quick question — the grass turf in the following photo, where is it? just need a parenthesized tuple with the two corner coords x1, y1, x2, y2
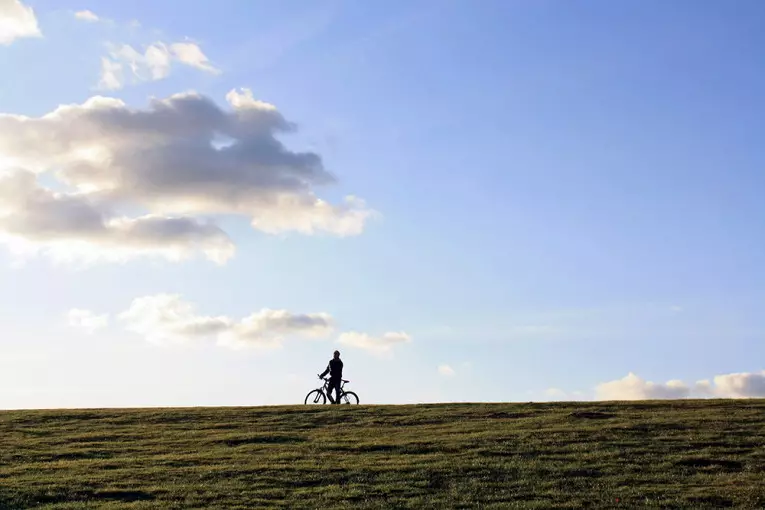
(2, 400, 765, 508)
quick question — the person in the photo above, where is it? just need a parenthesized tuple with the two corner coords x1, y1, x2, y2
(318, 350, 343, 404)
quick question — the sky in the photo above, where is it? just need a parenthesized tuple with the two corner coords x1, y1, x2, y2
(0, 0, 764, 409)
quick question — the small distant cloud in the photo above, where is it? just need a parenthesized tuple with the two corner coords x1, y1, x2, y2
(74, 10, 99, 22)
(0, 0, 42, 45)
(169, 42, 220, 74)
(97, 57, 122, 90)
(438, 364, 455, 377)
(545, 388, 566, 399)
(67, 309, 109, 333)
(337, 331, 411, 356)
(98, 41, 220, 90)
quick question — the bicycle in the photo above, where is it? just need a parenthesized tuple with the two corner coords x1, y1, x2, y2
(304, 377, 359, 405)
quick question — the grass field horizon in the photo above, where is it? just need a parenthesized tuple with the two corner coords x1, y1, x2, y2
(3, 400, 765, 508)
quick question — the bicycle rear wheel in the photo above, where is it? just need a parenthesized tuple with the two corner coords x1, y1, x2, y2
(339, 391, 359, 404)
(304, 389, 326, 405)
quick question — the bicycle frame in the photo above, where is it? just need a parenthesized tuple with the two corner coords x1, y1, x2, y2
(321, 377, 348, 400)
(305, 377, 358, 404)
(322, 377, 348, 392)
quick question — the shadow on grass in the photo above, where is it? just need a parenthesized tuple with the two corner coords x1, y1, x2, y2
(674, 458, 743, 471)
(563, 468, 603, 478)
(623, 422, 686, 433)
(92, 490, 155, 502)
(568, 411, 616, 420)
(1, 489, 154, 507)
(686, 495, 734, 507)
(220, 435, 307, 447)
(51, 450, 115, 461)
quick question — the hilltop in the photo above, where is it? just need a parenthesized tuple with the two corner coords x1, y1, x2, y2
(2, 401, 765, 508)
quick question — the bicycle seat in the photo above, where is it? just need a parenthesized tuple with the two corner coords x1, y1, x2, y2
(342, 379, 349, 383)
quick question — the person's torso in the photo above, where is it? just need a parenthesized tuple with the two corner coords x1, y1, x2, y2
(329, 358, 343, 378)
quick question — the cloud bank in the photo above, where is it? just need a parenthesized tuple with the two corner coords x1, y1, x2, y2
(0, 0, 41, 45)
(595, 371, 765, 400)
(0, 89, 374, 264)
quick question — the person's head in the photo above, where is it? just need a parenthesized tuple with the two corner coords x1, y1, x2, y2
(333, 350, 340, 359)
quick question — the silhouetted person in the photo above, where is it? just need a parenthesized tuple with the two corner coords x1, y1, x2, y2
(318, 350, 343, 404)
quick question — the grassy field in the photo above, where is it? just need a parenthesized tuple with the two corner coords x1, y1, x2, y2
(2, 400, 765, 509)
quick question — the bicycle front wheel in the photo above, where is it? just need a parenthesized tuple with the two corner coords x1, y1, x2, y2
(339, 391, 359, 404)
(304, 389, 326, 405)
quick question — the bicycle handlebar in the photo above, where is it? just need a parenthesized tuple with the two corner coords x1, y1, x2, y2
(319, 377, 349, 383)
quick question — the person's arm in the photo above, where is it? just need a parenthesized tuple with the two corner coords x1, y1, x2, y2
(318, 364, 329, 378)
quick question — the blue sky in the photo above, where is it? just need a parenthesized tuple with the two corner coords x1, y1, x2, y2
(1, 0, 764, 408)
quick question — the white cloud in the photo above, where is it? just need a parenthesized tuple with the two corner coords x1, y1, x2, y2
(537, 388, 587, 401)
(0, 170, 235, 265)
(97, 57, 123, 90)
(595, 370, 765, 400)
(438, 364, 455, 377)
(118, 294, 232, 345)
(545, 387, 567, 399)
(596, 373, 690, 400)
(99, 41, 219, 90)
(0, 0, 41, 45)
(74, 10, 99, 22)
(337, 331, 411, 356)
(169, 42, 219, 74)
(119, 294, 333, 349)
(218, 309, 334, 350)
(706, 371, 765, 399)
(67, 308, 109, 333)
(0, 90, 374, 264)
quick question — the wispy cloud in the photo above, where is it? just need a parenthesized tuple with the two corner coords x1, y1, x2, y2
(74, 10, 99, 22)
(337, 331, 411, 356)
(545, 387, 567, 399)
(98, 41, 220, 90)
(224, 2, 336, 72)
(0, 0, 41, 45)
(67, 308, 109, 333)
(438, 364, 456, 377)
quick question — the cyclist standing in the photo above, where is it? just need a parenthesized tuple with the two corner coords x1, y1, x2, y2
(318, 350, 343, 404)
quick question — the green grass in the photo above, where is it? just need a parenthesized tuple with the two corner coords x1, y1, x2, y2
(2, 400, 765, 508)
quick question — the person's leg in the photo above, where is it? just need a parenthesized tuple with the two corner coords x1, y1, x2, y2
(331, 379, 341, 404)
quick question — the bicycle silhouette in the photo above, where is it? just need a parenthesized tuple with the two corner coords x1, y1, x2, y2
(304, 377, 359, 405)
